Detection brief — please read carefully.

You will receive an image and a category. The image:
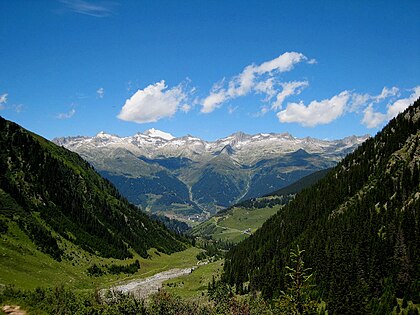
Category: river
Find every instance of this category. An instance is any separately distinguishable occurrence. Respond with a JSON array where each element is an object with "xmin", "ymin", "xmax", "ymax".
[{"xmin": 103, "ymin": 267, "xmax": 194, "ymax": 300}]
